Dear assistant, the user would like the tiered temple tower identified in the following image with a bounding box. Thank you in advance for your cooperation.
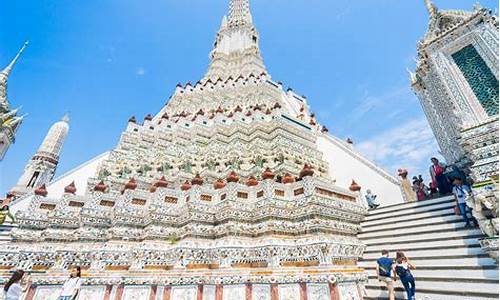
[0,41,28,160]
[410,0,499,182]
[11,114,69,196]
[0,1,403,299]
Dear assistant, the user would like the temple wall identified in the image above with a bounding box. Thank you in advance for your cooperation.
[317,135,404,205]
[17,282,363,300]
[9,152,110,215]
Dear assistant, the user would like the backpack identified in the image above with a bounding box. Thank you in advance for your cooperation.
[395,264,410,278]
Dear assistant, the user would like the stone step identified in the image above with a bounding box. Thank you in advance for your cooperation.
[367,196,454,215]
[0,224,13,243]
[362,228,484,245]
[362,246,485,260]
[363,202,455,224]
[363,265,499,280]
[368,275,497,285]
[365,278,499,298]
[360,196,498,300]
[366,197,454,219]
[361,214,463,233]
[359,255,496,267]
[358,221,477,239]
[362,208,456,228]
[365,237,480,252]
[365,202,457,223]
[365,200,455,220]
[0,223,16,230]
[364,286,497,300]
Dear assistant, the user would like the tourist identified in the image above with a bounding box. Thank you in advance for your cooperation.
[398,169,416,202]
[452,177,479,228]
[365,189,380,209]
[394,251,416,300]
[418,175,430,198]
[412,177,426,201]
[57,266,82,300]
[0,205,15,225]
[3,269,30,300]
[376,250,395,300]
[429,157,451,195]
[429,181,438,198]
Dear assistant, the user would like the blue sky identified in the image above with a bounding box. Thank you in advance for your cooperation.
[0,0,496,193]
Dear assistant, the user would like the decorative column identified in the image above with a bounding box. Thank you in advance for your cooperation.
[103,285,113,300]
[270,284,279,300]
[23,284,37,300]
[149,285,158,300]
[114,284,124,300]
[299,283,308,300]
[197,285,204,300]
[245,283,252,300]
[328,283,340,300]
[215,284,223,300]
[163,286,172,300]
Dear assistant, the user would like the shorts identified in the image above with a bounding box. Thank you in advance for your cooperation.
[379,276,394,291]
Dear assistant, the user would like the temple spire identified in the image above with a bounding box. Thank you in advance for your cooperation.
[0,41,29,110]
[11,113,70,195]
[424,0,438,19]
[62,112,70,123]
[1,41,29,78]
[204,0,266,81]
[228,0,252,26]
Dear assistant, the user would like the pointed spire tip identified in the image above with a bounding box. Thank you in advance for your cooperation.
[1,41,29,76]
[62,112,70,123]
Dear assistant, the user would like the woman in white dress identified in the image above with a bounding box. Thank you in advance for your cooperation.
[3,269,30,300]
[57,266,82,300]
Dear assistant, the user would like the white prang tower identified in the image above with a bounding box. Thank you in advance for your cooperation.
[11,114,69,195]
[1,1,406,298]
[410,0,498,182]
[0,41,28,160]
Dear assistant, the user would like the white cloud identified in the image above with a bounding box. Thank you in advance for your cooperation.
[136,67,146,76]
[335,7,351,20]
[348,85,414,124]
[356,117,443,180]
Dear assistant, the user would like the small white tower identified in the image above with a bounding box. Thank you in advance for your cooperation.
[11,113,70,195]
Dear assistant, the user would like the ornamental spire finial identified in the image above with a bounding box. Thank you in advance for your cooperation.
[0,41,29,110]
[62,112,70,123]
[228,0,252,26]
[424,0,438,18]
[204,0,266,81]
[1,41,29,77]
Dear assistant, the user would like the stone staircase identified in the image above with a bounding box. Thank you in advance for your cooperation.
[358,196,499,300]
[0,221,15,244]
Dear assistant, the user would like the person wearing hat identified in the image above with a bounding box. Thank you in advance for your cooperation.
[412,176,427,201]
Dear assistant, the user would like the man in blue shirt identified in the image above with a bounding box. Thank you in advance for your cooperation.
[452,177,479,228]
[376,250,395,300]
